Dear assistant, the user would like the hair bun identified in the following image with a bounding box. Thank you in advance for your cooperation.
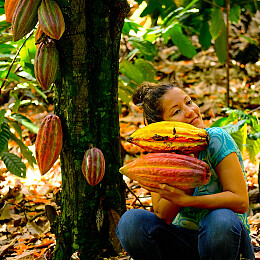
[132,82,156,106]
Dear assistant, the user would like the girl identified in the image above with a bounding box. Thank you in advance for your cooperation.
[116,81,255,260]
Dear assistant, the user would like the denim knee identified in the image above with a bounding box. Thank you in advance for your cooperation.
[198,209,254,260]
[116,209,162,260]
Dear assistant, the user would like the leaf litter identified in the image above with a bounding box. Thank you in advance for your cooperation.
[0,32,260,259]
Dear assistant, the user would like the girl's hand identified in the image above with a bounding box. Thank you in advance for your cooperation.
[141,183,193,207]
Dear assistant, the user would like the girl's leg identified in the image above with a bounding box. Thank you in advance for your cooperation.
[198,208,255,260]
[116,209,200,260]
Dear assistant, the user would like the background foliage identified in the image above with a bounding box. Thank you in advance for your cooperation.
[0,0,259,176]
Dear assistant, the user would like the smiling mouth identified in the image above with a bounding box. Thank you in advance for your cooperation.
[190,117,198,124]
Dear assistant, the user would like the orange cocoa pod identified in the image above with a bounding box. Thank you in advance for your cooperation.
[34,39,59,90]
[35,25,44,48]
[12,0,41,41]
[82,148,105,186]
[4,0,19,23]
[38,0,65,40]
[35,114,63,175]
[119,153,211,189]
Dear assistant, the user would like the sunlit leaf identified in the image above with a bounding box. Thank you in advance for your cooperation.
[1,152,26,178]
[0,122,10,154]
[10,113,39,134]
[9,133,36,167]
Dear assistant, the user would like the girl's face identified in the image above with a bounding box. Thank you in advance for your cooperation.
[161,88,204,129]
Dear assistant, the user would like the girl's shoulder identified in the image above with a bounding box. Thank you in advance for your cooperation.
[202,127,242,168]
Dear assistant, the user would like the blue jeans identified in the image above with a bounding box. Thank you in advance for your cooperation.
[116,208,255,260]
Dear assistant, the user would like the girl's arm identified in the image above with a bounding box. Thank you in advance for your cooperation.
[151,192,181,224]
[145,152,249,216]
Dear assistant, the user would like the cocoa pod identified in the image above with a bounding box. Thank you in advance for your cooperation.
[35,114,63,175]
[34,39,59,90]
[35,25,44,48]
[38,0,65,40]
[119,153,211,189]
[82,148,105,186]
[4,0,19,23]
[127,121,209,154]
[12,0,41,41]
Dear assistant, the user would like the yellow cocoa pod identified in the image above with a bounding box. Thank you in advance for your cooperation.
[127,121,209,154]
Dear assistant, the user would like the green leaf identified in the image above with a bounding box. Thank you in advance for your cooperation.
[9,133,36,167]
[122,19,142,35]
[0,44,16,54]
[222,120,247,151]
[199,21,212,50]
[167,23,197,58]
[0,21,11,33]
[229,6,241,24]
[118,81,133,106]
[0,122,11,154]
[119,59,157,85]
[210,8,225,40]
[246,137,260,163]
[128,37,158,60]
[210,117,229,127]
[215,26,227,64]
[9,113,39,134]
[0,109,6,126]
[6,118,23,139]
[1,152,26,178]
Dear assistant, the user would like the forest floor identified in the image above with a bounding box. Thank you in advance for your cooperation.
[0,44,259,259]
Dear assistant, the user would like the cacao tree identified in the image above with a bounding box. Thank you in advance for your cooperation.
[2,0,128,258]
[51,0,129,259]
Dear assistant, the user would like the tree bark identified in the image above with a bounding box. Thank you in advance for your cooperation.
[52,1,129,259]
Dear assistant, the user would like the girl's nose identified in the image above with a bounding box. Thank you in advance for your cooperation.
[184,106,194,118]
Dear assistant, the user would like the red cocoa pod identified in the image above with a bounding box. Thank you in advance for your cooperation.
[4,0,19,23]
[35,114,63,175]
[82,148,105,186]
[34,39,59,90]
[119,153,211,189]
[38,0,65,40]
[12,0,41,41]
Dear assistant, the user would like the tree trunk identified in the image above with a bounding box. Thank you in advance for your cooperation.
[52,1,129,259]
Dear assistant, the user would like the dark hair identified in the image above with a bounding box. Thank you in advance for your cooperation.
[132,81,183,125]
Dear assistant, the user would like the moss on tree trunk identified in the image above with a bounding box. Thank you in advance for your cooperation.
[52,1,129,259]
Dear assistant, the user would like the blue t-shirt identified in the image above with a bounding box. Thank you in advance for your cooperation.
[172,127,250,234]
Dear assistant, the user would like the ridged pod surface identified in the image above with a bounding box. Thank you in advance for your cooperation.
[34,39,59,90]
[12,0,41,41]
[127,121,209,154]
[4,0,19,23]
[119,153,211,189]
[38,0,65,40]
[82,148,105,186]
[35,25,44,48]
[35,114,63,175]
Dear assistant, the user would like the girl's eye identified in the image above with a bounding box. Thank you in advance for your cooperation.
[187,99,192,105]
[173,110,180,116]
